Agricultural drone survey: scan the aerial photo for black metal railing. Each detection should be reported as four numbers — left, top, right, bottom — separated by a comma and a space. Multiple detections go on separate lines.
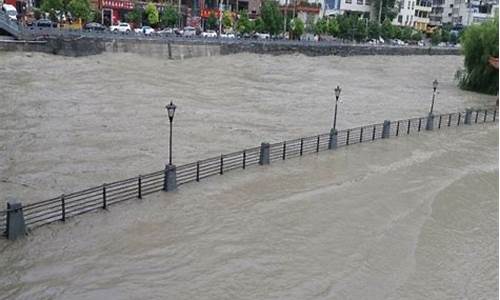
1, 109, 497, 235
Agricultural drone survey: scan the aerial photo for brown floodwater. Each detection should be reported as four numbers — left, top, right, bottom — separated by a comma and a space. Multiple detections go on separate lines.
0, 52, 497, 299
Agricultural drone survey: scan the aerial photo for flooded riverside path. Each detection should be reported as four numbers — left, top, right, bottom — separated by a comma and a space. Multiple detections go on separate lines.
0, 52, 498, 299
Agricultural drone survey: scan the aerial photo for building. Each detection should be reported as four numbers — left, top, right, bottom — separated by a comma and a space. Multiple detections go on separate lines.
393, 0, 431, 30
429, 0, 498, 27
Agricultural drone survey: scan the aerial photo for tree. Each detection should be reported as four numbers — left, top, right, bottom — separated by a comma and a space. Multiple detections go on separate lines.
326, 18, 340, 37
222, 11, 233, 30
127, 7, 142, 25
393, 26, 402, 39
207, 12, 217, 30
41, 0, 63, 21
254, 17, 265, 33
337, 15, 351, 39
431, 29, 441, 45
67, 0, 91, 21
400, 26, 412, 41
290, 17, 304, 39
161, 5, 178, 28
456, 19, 498, 94
352, 17, 367, 41
372, 0, 398, 22
367, 20, 380, 39
441, 29, 450, 43
314, 18, 327, 35
260, 0, 282, 35
145, 2, 159, 27
411, 30, 423, 41
380, 19, 394, 39
236, 10, 253, 34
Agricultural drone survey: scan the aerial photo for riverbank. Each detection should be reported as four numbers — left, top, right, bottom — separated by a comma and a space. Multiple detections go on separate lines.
0, 36, 461, 59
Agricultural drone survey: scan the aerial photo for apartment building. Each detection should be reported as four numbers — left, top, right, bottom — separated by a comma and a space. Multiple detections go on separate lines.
393, 0, 430, 30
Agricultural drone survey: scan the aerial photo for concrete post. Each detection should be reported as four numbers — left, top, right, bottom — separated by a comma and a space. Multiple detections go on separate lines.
382, 120, 391, 138
328, 128, 338, 150
6, 200, 26, 241
464, 109, 473, 125
259, 142, 270, 165
425, 113, 435, 130
163, 164, 177, 192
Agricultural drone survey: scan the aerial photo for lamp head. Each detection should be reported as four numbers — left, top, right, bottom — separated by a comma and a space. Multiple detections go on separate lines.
166, 101, 176, 121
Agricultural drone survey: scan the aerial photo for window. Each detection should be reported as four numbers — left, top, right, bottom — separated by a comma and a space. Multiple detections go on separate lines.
365, 0, 371, 5
412, 1, 415, 9
398, 15, 403, 22
345, 0, 352, 4
357, 0, 363, 5
407, 0, 411, 9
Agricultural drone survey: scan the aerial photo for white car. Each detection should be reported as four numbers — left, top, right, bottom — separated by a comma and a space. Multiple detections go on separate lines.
201, 30, 217, 38
134, 26, 155, 35
110, 22, 131, 33
255, 32, 270, 39
2, 4, 17, 21
182, 26, 196, 37
220, 32, 235, 39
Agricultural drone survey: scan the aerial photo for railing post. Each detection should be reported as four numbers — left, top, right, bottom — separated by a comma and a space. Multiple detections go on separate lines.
196, 162, 201, 180
61, 194, 66, 221
220, 155, 224, 175
407, 120, 411, 134
438, 115, 442, 129
475, 110, 479, 123
464, 109, 472, 125
102, 184, 107, 209
494, 109, 497, 122
282, 142, 286, 159
425, 113, 434, 130
372, 125, 376, 140
163, 164, 177, 192
418, 118, 422, 132
259, 142, 270, 165
395, 122, 399, 136
382, 120, 391, 138
300, 138, 304, 155
448, 114, 452, 126
360, 127, 364, 142
138, 176, 142, 199
329, 128, 338, 150
316, 135, 320, 152
242, 152, 246, 169
484, 110, 487, 122
6, 200, 25, 241
458, 112, 461, 126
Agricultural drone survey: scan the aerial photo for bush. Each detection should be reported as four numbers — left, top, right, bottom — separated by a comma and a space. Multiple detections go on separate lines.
290, 17, 304, 39
145, 2, 159, 27
456, 19, 499, 95
161, 6, 178, 28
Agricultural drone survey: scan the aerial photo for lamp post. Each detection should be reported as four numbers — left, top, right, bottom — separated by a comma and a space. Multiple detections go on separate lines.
430, 79, 438, 114
333, 85, 342, 133
166, 101, 176, 165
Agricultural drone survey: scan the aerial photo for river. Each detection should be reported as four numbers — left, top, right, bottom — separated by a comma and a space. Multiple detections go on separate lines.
0, 52, 497, 299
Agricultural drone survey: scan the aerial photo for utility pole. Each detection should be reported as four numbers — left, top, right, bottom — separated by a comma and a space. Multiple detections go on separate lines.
284, 0, 288, 33
219, 0, 223, 34
378, 0, 383, 23
178, 0, 182, 28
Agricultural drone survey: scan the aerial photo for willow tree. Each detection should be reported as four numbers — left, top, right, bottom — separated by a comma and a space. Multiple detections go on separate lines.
456, 19, 499, 95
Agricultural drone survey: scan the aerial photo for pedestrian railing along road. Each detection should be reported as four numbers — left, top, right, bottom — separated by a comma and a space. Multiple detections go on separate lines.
1, 109, 497, 239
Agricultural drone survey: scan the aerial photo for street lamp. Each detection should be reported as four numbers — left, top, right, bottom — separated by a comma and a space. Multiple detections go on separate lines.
333, 85, 342, 133
166, 101, 176, 166
430, 79, 438, 114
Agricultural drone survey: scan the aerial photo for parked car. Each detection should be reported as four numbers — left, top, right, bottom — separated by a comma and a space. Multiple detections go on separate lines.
2, 4, 17, 21
110, 22, 131, 33
158, 27, 174, 36
182, 26, 196, 37
255, 32, 270, 39
84, 22, 106, 31
220, 32, 235, 39
417, 40, 425, 46
201, 30, 217, 38
31, 19, 57, 28
134, 26, 155, 35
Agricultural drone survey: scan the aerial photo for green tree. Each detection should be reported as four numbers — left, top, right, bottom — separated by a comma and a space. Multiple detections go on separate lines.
380, 19, 394, 39
290, 17, 304, 39
254, 17, 265, 33
326, 18, 340, 37
67, 0, 91, 21
393, 26, 402, 39
441, 29, 450, 43
222, 11, 233, 30
411, 30, 423, 41
236, 10, 253, 34
353, 17, 367, 41
400, 26, 412, 41
207, 12, 217, 30
127, 7, 142, 25
41, 0, 63, 21
337, 15, 351, 39
161, 6, 178, 28
145, 2, 159, 27
456, 19, 498, 94
372, 0, 398, 22
314, 18, 327, 35
367, 20, 380, 39
260, 0, 283, 35
431, 29, 441, 45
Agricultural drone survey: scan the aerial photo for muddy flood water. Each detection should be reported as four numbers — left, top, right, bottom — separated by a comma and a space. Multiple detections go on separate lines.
0, 52, 498, 299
